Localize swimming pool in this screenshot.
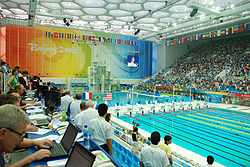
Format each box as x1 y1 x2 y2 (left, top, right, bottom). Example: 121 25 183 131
117 107 250 167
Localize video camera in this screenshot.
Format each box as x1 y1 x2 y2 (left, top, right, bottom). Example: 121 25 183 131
132 121 140 127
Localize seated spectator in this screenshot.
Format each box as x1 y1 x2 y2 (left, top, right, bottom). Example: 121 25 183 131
0 104 52 167
139 131 170 167
159 135 173 166
74 101 98 128
88 103 114 157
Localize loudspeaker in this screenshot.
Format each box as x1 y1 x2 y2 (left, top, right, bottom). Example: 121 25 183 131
190 8 198 17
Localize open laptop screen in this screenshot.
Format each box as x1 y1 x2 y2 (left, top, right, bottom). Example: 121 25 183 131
65 142 96 167
61 122 79 153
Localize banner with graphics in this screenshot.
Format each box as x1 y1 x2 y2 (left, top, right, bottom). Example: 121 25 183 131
1 25 152 78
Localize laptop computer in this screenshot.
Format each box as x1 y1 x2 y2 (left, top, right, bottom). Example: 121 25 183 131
42 122 79 161
65 142 96 167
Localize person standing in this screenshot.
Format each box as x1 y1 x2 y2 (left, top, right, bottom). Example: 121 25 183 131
159 135 173 166
18 70 29 90
88 103 114 157
7 68 19 90
139 131 170 167
74 101 98 128
60 89 74 111
131 126 139 155
69 92 82 119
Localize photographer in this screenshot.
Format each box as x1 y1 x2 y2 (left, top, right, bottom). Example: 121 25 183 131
131 122 140 155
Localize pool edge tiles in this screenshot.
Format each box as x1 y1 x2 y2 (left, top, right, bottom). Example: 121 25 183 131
112 116 226 167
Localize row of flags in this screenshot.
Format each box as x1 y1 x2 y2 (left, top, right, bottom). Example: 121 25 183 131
83 92 113 101
45 32 137 46
165 23 249 46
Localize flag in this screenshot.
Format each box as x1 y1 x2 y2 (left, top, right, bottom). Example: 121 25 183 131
196 34 199 40
217 30 221 36
229 27 233 34
83 92 93 100
189 36 193 42
103 93 112 101
54 33 58 38
93 94 103 101
234 26 239 33
45 32 50 37
213 31 217 37
226 28 229 35
209 32 213 38
244 24 249 31
192 35 196 41
221 29 225 36
239 25 244 32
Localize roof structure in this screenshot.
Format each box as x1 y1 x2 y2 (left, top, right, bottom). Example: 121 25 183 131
0 0 249 43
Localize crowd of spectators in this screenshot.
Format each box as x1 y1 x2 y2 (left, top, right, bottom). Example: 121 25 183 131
138 35 250 94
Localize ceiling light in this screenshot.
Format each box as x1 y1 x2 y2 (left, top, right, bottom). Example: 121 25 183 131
199 14 205 18
208 0 214 6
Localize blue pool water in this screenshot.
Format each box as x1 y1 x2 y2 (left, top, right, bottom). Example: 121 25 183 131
117 107 250 167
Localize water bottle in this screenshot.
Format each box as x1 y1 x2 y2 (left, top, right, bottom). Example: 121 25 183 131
83 125 90 149
61 109 66 121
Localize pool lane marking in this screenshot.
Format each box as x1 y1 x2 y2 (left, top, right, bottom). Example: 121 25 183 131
206 108 250 119
124 114 250 163
177 115 250 135
190 111 250 126
148 112 250 151
181 109 250 123
177 109 250 130
124 114 139 120
160 110 250 143
201 108 250 120
160 111 250 135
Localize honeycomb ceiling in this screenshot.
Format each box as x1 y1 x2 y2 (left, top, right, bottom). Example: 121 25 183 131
0 0 249 42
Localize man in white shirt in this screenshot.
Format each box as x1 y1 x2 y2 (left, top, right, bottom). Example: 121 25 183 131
69 91 82 119
74 100 98 128
139 131 170 167
60 89 74 111
88 103 114 157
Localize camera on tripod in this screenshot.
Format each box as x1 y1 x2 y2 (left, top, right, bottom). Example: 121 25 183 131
132 121 140 127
